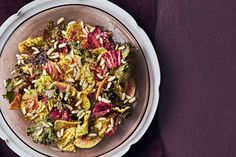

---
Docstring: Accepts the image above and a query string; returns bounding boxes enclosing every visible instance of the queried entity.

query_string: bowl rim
[0,0,161,157]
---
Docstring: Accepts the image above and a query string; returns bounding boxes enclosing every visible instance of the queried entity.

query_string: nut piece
[106,82,112,90]
[47,48,55,56]
[36,128,43,136]
[58,43,67,48]
[80,21,84,28]
[60,128,64,136]
[108,76,116,82]
[101,98,111,104]
[88,133,97,137]
[97,73,103,79]
[57,17,64,25]
[121,93,126,101]
[128,97,136,103]
[75,100,82,107]
[68,21,76,26]
[98,117,107,121]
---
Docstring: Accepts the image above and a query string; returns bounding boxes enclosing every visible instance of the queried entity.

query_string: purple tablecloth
[2,0,236,157]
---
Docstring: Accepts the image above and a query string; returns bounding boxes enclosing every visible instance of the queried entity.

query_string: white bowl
[0,0,160,156]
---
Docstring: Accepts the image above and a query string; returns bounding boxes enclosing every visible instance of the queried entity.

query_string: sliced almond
[32,47,39,51]
[54,41,59,49]
[42,121,50,128]
[77,92,82,99]
[36,128,43,136]
[121,93,126,101]
[78,112,85,120]
[77,110,84,118]
[118,45,126,50]
[47,122,53,127]
[101,64,105,70]
[17,60,21,65]
[97,73,103,79]
[64,93,70,101]
[28,101,34,108]
[22,106,26,115]
[88,133,97,137]
[106,127,113,133]
[11,70,16,75]
[105,72,109,77]
[96,35,100,39]
[60,128,64,136]
[106,82,112,90]
[79,34,87,38]
[110,117,114,127]
[85,26,90,33]
[100,58,105,66]
[108,76,116,82]
[59,92,64,99]
[97,54,102,62]
[98,117,107,121]
[58,43,67,48]
[47,48,55,56]
[98,96,102,102]
[57,131,61,138]
[82,82,88,90]
[101,98,111,104]
[21,60,25,65]
[66,104,73,111]
[75,100,82,107]
[121,59,127,64]
[49,53,59,59]
[125,94,132,99]
[78,57,82,67]
[14,79,23,86]
[32,80,37,83]
[66,84,71,92]
[23,88,30,94]
[70,49,75,58]
[31,109,36,115]
[33,50,40,55]
[66,68,73,74]
[97,122,102,130]
[61,30,67,36]
[57,17,64,25]
[31,114,39,120]
[66,78,75,83]
[26,113,33,117]
[80,21,84,28]
[82,28,88,35]
[3,79,7,87]
[72,110,78,114]
[75,70,80,80]
[69,63,77,68]
[128,97,136,103]
[21,54,29,58]
[99,37,103,45]
[115,44,119,50]
[90,27,96,32]
[55,64,62,73]
[68,21,76,26]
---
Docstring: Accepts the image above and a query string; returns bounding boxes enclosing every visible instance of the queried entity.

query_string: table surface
[1,0,236,157]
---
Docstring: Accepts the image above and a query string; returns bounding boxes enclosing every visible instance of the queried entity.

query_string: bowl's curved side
[0,0,161,157]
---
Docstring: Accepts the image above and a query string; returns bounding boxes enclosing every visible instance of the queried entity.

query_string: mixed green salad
[3,17,136,152]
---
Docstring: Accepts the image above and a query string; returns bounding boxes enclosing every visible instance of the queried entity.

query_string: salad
[3,17,136,152]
